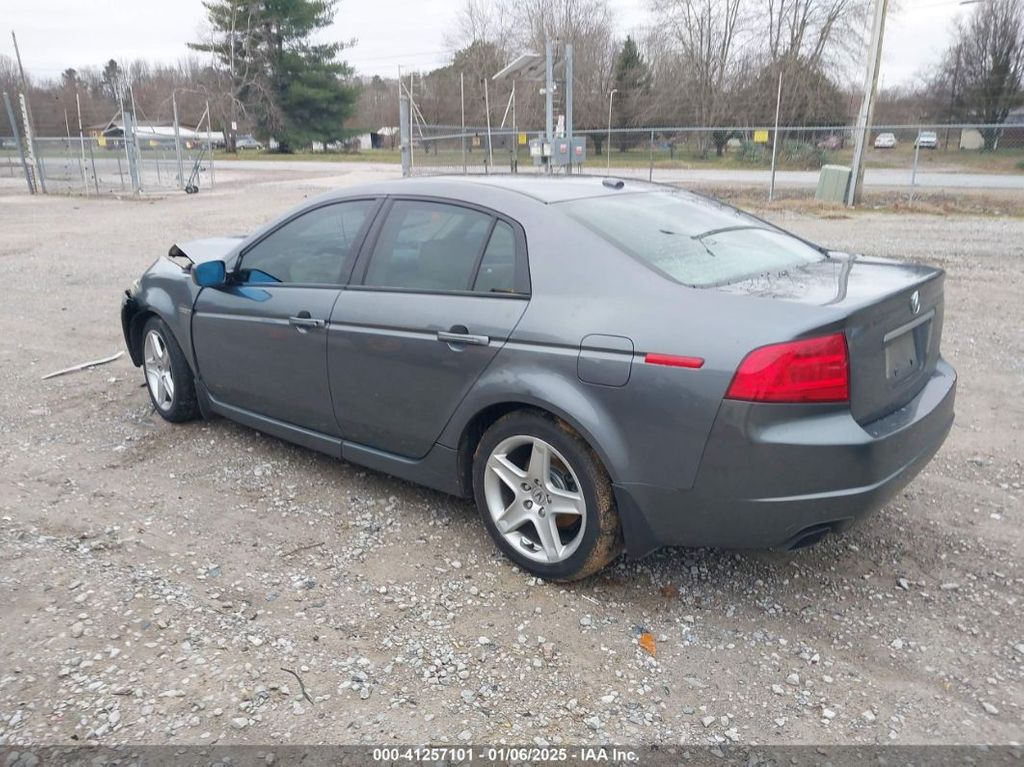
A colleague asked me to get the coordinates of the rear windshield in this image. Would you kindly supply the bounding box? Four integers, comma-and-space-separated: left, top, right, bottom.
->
557, 191, 825, 287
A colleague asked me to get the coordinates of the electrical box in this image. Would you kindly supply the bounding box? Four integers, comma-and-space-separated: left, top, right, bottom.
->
816, 164, 851, 203
550, 137, 587, 166
529, 138, 551, 166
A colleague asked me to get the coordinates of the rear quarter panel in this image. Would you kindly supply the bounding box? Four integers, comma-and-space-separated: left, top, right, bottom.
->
440, 205, 856, 490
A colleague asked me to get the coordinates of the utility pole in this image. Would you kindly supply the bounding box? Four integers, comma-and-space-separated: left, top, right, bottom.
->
399, 95, 411, 177
944, 42, 962, 151
846, 0, 889, 207
565, 43, 574, 169
229, 4, 238, 153
544, 38, 554, 173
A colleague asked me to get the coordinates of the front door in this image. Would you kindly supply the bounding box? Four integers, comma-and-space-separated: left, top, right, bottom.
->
193, 199, 377, 435
329, 198, 530, 458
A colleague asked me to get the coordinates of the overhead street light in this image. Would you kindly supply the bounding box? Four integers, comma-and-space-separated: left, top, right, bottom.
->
607, 89, 618, 171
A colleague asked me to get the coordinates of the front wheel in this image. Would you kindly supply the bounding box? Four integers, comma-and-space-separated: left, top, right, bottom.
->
141, 316, 200, 423
473, 411, 622, 581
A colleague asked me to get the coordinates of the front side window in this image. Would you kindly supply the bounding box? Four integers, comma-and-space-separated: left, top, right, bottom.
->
240, 200, 374, 285
364, 200, 494, 291
557, 191, 825, 287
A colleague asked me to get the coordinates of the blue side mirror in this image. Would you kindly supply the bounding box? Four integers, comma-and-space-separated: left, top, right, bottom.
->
193, 260, 227, 288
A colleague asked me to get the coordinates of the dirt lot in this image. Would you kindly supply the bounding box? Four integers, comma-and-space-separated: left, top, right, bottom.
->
0, 167, 1021, 749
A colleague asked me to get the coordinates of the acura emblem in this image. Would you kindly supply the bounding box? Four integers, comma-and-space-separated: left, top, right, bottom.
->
909, 290, 921, 315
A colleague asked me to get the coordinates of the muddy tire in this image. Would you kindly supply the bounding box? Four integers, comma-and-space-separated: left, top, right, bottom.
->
473, 410, 622, 581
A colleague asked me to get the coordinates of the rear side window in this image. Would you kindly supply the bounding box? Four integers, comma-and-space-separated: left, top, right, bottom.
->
474, 220, 517, 293
364, 200, 525, 293
557, 191, 824, 287
241, 200, 373, 284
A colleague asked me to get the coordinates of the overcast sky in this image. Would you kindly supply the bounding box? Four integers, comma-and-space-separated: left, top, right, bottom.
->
4, 0, 964, 89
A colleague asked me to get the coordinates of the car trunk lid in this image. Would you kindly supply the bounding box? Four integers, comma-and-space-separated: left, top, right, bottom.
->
719, 254, 945, 424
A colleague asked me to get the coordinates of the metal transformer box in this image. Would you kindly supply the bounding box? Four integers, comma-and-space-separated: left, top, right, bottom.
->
551, 137, 587, 166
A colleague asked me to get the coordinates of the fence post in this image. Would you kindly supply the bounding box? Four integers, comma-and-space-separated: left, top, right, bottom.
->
205, 100, 215, 190
172, 91, 184, 190
649, 129, 654, 182
75, 92, 89, 195
908, 137, 921, 206
399, 95, 411, 177
484, 78, 493, 174
3, 91, 34, 194
19, 93, 45, 192
460, 72, 466, 174
87, 137, 99, 194
123, 109, 142, 194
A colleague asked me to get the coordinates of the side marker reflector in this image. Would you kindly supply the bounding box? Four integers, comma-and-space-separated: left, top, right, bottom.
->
644, 353, 704, 369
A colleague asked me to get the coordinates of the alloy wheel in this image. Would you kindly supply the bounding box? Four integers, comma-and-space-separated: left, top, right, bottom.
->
143, 329, 175, 412
483, 435, 587, 564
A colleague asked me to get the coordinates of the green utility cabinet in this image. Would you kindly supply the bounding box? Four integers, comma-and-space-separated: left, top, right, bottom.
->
815, 165, 852, 203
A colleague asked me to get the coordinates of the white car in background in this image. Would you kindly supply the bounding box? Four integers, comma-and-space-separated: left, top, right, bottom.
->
915, 131, 938, 149
873, 132, 897, 149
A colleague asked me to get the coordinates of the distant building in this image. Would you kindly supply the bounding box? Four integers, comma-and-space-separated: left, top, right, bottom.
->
959, 128, 984, 150
373, 127, 399, 149
87, 118, 225, 149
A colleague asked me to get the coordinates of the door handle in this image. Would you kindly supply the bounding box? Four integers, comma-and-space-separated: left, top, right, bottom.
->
437, 329, 490, 347
289, 313, 327, 330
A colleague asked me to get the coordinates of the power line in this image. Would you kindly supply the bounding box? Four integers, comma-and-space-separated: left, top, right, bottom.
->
902, 0, 976, 9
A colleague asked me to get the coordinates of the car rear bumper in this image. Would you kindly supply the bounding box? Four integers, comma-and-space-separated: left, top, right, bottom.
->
614, 358, 956, 557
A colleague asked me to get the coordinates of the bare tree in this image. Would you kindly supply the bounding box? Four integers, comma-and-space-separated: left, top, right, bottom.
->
512, 0, 619, 133
764, 0, 866, 71
950, 0, 1024, 149
353, 75, 398, 134
652, 0, 745, 154
0, 54, 20, 94
448, 0, 518, 57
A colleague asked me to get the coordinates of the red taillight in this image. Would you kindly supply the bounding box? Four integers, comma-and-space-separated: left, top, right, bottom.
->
725, 332, 850, 403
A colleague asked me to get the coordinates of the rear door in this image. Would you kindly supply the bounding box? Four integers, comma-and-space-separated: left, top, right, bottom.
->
328, 197, 530, 458
192, 199, 378, 435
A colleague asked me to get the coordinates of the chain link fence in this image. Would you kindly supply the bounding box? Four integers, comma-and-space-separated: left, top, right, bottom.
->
412, 123, 1024, 201
1, 89, 218, 196
24, 135, 217, 195
409, 125, 531, 175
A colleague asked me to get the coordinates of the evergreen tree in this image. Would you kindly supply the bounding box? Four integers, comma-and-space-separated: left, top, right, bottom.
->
612, 36, 650, 150
192, 0, 358, 152
102, 59, 122, 100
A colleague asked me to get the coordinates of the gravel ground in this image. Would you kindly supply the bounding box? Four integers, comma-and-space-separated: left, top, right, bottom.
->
0, 166, 1021, 748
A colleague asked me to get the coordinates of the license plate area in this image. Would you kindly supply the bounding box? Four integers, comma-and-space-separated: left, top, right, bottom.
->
883, 310, 934, 384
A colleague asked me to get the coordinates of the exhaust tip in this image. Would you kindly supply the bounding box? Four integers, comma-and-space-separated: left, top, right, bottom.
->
785, 523, 834, 551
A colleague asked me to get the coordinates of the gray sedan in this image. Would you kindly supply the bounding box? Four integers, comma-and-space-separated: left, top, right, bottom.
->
121, 176, 956, 580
